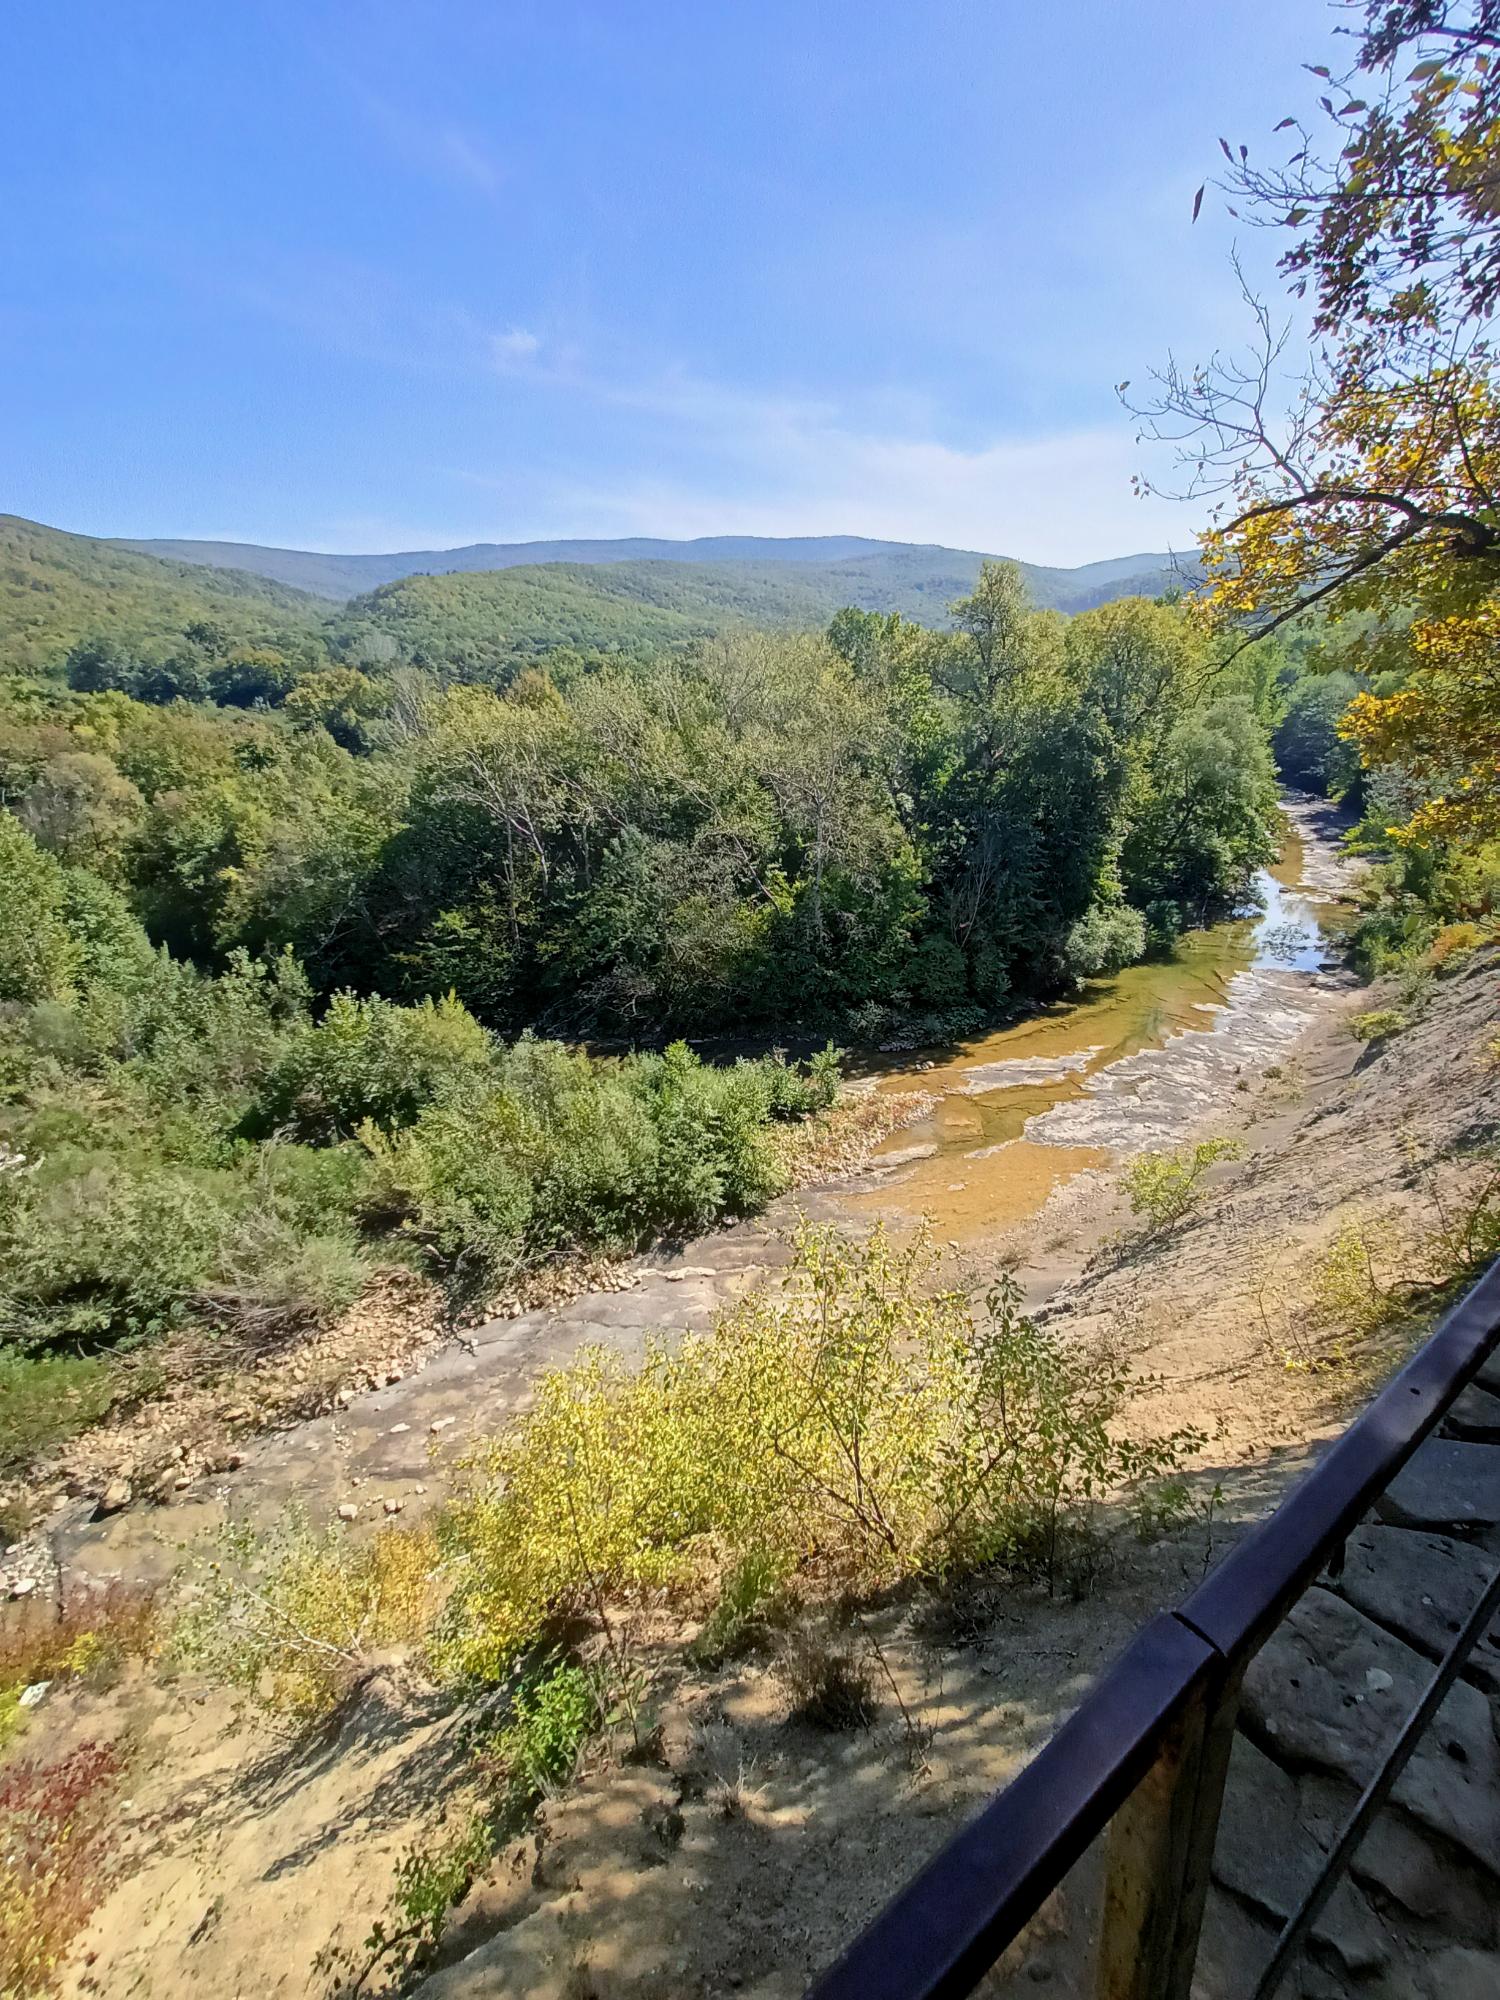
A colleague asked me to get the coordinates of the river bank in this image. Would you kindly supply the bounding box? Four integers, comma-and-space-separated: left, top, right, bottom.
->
42, 904, 1500, 2000
3, 796, 1358, 1599
21, 791, 1492, 2000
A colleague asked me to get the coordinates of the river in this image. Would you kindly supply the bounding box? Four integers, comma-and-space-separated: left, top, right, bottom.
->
845, 794, 1353, 1243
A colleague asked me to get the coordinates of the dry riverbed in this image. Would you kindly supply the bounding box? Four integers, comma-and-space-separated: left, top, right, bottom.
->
14, 799, 1500, 2000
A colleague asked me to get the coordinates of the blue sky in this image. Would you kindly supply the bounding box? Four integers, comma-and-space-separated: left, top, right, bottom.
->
1, 1, 1341, 563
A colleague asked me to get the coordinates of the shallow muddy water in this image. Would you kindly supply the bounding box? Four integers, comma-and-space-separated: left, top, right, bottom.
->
852, 804, 1349, 1240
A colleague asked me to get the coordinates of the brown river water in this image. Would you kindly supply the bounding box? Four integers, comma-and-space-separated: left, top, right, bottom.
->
849, 805, 1350, 1241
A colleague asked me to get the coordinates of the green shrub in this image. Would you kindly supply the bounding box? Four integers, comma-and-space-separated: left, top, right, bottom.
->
0, 1156, 235, 1349
251, 990, 494, 1141
432, 1225, 1203, 1684
690, 1546, 791, 1667
199, 1208, 368, 1336
0, 816, 83, 1004
489, 1659, 599, 1802
908, 933, 969, 1009
762, 1042, 842, 1118
364, 1037, 839, 1294
1349, 905, 1437, 978
1119, 1137, 1242, 1232
241, 1138, 372, 1232
1062, 903, 1148, 981
362, 1094, 539, 1285
0, 1351, 135, 1476
1350, 1008, 1408, 1043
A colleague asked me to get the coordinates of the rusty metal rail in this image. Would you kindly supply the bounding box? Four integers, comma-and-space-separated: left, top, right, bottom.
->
807, 1255, 1500, 2000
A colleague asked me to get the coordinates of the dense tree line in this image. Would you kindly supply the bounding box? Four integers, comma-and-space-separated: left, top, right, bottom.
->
3, 563, 1282, 1044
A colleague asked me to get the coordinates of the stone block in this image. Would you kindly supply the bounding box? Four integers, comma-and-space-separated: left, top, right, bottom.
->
1240, 1587, 1500, 1879
1334, 1524, 1500, 1699
1212, 1735, 1390, 1975
1377, 1440, 1500, 1535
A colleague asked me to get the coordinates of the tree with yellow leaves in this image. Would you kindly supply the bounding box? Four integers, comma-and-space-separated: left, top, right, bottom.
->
1134, 2, 1500, 842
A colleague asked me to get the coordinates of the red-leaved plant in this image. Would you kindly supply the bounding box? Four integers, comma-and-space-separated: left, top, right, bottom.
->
0, 1741, 125, 1996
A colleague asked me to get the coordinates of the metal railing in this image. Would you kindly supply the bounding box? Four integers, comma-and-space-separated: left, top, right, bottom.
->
808, 1256, 1500, 2000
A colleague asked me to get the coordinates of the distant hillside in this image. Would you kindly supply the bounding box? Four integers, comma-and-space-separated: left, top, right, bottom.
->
117, 529, 1198, 613
0, 514, 1200, 688
335, 546, 1201, 673
0, 514, 329, 676
335, 560, 841, 671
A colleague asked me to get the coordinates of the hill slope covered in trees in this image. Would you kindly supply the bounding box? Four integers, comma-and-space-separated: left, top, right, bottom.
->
1, 514, 1198, 688
114, 526, 1196, 612
0, 514, 329, 675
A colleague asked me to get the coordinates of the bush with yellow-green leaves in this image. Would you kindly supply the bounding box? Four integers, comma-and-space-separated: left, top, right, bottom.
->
1119, 1137, 1242, 1234
175, 1224, 1205, 1717
172, 1510, 439, 1719
431, 1221, 1204, 1683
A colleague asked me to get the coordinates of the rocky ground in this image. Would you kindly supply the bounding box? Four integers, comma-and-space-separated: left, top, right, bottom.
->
11, 808, 1500, 2000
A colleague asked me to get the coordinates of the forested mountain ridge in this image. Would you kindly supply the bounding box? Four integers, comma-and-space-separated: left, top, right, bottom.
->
2, 513, 1199, 686
113, 524, 1198, 611
0, 513, 329, 674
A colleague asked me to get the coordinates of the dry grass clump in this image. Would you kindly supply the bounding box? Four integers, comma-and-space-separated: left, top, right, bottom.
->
775, 1628, 878, 1731
0, 1584, 158, 1753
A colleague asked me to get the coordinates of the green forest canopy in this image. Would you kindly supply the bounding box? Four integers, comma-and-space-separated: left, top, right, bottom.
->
0, 523, 1303, 1409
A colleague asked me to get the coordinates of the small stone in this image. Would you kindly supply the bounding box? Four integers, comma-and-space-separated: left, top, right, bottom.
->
383, 1498, 404, 1516
173, 1474, 192, 1491
389, 1423, 411, 1435
383, 1369, 403, 1386
338, 1503, 359, 1522
94, 1477, 131, 1518
414, 1484, 427, 1495
18, 1682, 50, 1709
430, 1418, 454, 1434
9, 1578, 36, 1599
1366, 1668, 1393, 1694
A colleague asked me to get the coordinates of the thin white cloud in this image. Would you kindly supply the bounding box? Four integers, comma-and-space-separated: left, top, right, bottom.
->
476, 351, 1207, 564
348, 83, 505, 198
491, 326, 542, 369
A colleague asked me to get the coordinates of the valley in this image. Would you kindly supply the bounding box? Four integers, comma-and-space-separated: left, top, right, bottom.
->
13, 802, 1496, 2000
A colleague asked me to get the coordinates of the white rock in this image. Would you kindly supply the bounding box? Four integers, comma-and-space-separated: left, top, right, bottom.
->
430, 1418, 454, 1434
337, 1503, 359, 1522
383, 1498, 404, 1516
19, 1682, 51, 1708
389, 1423, 411, 1435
